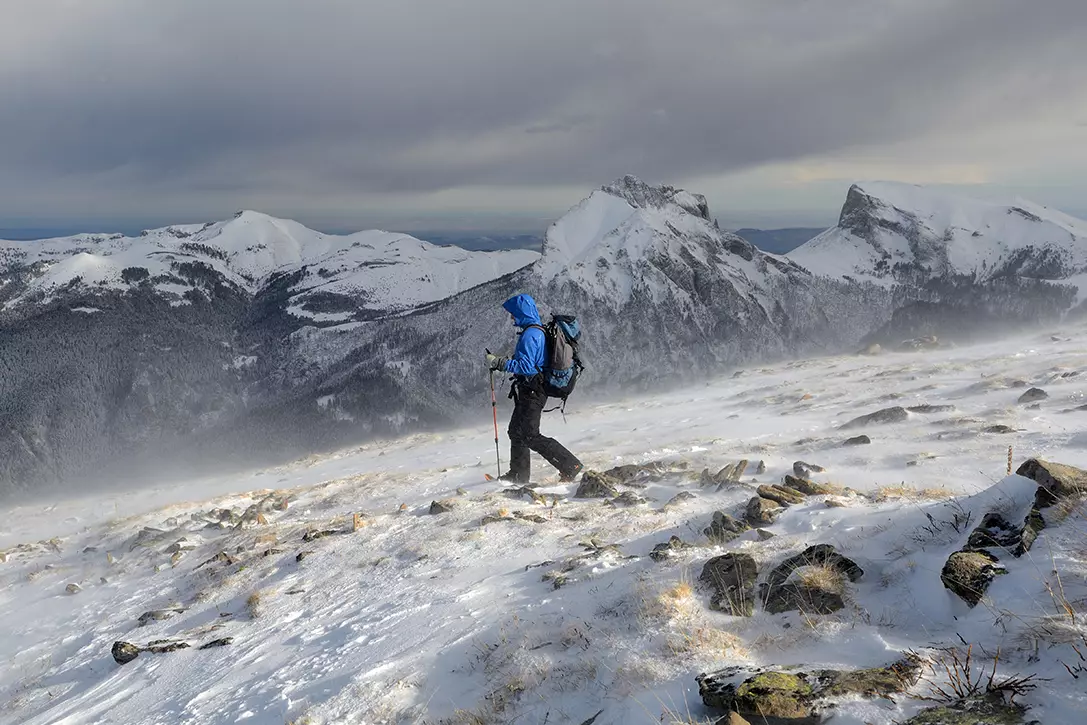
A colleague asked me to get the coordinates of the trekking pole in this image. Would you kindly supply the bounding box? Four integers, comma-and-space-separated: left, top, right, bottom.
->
487, 353, 502, 478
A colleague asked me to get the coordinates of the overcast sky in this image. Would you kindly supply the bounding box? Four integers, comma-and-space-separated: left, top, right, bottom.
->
3, 0, 1086, 233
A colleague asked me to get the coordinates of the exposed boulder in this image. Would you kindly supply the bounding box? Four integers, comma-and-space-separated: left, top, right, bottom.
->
792, 461, 826, 478
429, 499, 457, 514
1017, 387, 1048, 404
965, 511, 1042, 557
903, 696, 1029, 725
783, 475, 836, 496
112, 641, 141, 665
574, 471, 619, 498
704, 511, 750, 544
941, 550, 1006, 606
757, 484, 806, 506
700, 553, 758, 617
650, 535, 693, 562
841, 406, 909, 429
1016, 458, 1087, 508
745, 496, 782, 526
843, 434, 871, 446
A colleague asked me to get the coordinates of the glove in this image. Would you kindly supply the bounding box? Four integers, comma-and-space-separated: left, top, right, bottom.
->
486, 353, 508, 371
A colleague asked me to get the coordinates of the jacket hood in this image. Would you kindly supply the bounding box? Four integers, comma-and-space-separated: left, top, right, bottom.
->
502, 294, 541, 327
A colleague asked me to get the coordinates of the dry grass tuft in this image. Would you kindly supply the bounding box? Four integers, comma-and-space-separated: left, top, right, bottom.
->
874, 484, 956, 502
246, 590, 266, 619
795, 564, 847, 596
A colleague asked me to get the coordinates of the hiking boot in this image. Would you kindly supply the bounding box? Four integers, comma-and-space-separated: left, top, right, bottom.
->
559, 463, 583, 482
497, 471, 527, 483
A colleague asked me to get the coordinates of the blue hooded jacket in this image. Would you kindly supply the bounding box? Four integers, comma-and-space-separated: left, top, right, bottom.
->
501, 294, 546, 377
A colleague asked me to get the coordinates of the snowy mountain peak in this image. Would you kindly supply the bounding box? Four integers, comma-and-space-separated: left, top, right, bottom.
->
601, 174, 711, 220
789, 181, 1087, 290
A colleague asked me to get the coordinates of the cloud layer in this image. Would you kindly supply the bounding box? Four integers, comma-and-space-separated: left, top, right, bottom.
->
3, 0, 1086, 226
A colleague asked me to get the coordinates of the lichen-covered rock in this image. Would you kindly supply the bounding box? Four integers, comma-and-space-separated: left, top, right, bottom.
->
112, 641, 141, 665
903, 696, 1028, 725
745, 496, 782, 526
941, 550, 1006, 606
783, 475, 836, 496
574, 471, 619, 498
1016, 458, 1087, 508
815, 656, 923, 697
764, 583, 845, 615
734, 672, 814, 720
757, 484, 807, 506
700, 553, 758, 616
704, 511, 749, 544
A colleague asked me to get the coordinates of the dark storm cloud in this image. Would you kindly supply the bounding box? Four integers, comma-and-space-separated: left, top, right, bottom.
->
2, 0, 1085, 217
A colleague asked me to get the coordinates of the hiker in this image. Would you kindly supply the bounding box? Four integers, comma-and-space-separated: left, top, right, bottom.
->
486, 293, 583, 483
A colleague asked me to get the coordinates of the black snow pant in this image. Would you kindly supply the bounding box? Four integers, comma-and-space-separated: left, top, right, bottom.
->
506, 381, 581, 483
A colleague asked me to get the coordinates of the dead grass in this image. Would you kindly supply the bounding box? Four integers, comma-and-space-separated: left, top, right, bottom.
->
642, 577, 750, 662
246, 590, 267, 619
795, 564, 847, 596
874, 484, 956, 502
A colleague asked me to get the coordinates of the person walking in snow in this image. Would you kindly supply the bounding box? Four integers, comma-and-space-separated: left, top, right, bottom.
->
486, 293, 583, 484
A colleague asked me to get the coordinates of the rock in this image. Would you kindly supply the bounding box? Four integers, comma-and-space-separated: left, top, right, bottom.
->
755, 460, 766, 475
825, 498, 849, 508
699, 657, 924, 722
756, 528, 775, 540
899, 335, 940, 351
609, 491, 647, 507
764, 583, 845, 614
745, 496, 782, 526
146, 641, 190, 654
792, 461, 826, 478
196, 551, 236, 570
941, 550, 1005, 606
650, 535, 692, 562
199, 637, 234, 649
296, 551, 314, 562
983, 424, 1017, 434
704, 511, 750, 544
715, 714, 752, 725
903, 697, 1028, 725
1016, 458, 1087, 508
302, 529, 339, 542
860, 342, 882, 355
700, 553, 758, 616
112, 641, 141, 665
512, 510, 548, 523
783, 475, 835, 496
138, 609, 185, 626
574, 471, 619, 498
480, 513, 512, 525
601, 461, 674, 486
843, 434, 871, 446
429, 499, 457, 514
841, 406, 909, 429
663, 491, 697, 509
503, 486, 545, 504
65, 583, 82, 594
907, 404, 955, 414
1011, 379, 1030, 388
966, 512, 1040, 557
816, 656, 923, 697
757, 484, 806, 506
1018, 387, 1048, 404
765, 544, 864, 590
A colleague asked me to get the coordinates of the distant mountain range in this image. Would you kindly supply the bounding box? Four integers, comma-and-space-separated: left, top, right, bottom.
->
2, 177, 1084, 497
732, 228, 826, 254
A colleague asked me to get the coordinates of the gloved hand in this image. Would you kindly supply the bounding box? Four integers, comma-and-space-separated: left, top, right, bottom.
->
486, 353, 508, 371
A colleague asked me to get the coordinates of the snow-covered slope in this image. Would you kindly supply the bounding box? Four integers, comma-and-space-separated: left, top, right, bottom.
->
3, 326, 1086, 725
789, 181, 1087, 290
0, 211, 538, 318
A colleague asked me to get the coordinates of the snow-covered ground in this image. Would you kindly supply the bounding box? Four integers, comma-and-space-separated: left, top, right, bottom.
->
2, 325, 1087, 724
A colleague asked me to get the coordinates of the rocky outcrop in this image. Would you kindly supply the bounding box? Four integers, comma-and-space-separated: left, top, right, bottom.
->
1016, 458, 1087, 508
697, 656, 922, 722
745, 497, 782, 526
704, 511, 750, 544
